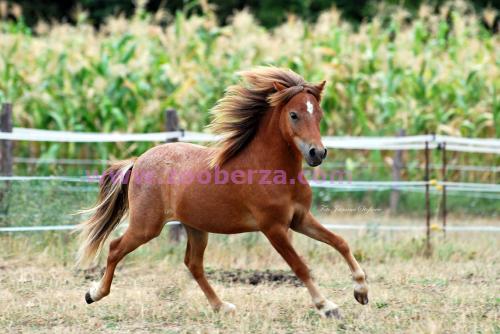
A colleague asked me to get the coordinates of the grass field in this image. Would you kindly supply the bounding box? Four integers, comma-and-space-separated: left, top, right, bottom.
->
1, 226, 498, 333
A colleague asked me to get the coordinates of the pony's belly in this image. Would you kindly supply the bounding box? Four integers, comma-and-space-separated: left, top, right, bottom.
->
176, 200, 259, 234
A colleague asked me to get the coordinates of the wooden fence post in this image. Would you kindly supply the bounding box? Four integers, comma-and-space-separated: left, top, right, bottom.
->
165, 109, 180, 140
165, 108, 184, 242
0, 103, 13, 224
390, 129, 405, 213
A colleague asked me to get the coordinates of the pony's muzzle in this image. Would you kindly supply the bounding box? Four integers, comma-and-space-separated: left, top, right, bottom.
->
309, 147, 327, 160
294, 138, 327, 167
306, 145, 327, 167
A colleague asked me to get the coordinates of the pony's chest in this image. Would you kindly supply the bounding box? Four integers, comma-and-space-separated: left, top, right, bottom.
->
291, 183, 313, 208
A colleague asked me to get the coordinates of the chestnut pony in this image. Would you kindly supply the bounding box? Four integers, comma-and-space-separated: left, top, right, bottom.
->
77, 67, 368, 318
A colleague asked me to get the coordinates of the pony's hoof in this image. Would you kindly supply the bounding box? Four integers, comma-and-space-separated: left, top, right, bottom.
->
217, 301, 236, 314
354, 290, 369, 305
85, 291, 94, 304
317, 300, 342, 319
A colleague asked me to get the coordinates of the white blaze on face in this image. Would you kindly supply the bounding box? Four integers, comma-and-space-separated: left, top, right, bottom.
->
306, 100, 314, 115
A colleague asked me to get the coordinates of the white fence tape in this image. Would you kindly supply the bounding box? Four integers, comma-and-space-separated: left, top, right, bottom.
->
1, 176, 499, 193
182, 131, 220, 143
0, 225, 78, 232
0, 176, 99, 182
442, 144, 500, 154
441, 181, 500, 192
310, 180, 500, 192
322, 224, 500, 232
14, 157, 111, 165
0, 128, 220, 143
1, 222, 499, 233
0, 128, 499, 153
322, 162, 500, 172
439, 135, 500, 147
400, 188, 500, 199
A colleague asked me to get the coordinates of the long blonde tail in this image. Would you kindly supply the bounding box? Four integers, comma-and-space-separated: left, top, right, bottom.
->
75, 159, 135, 267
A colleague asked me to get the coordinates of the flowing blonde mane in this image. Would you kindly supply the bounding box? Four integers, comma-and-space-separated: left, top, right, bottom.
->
208, 67, 323, 167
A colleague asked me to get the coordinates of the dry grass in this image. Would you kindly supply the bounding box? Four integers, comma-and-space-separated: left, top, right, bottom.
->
0, 230, 498, 333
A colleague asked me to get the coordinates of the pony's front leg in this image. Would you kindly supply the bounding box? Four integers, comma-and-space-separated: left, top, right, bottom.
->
291, 213, 369, 305
262, 225, 341, 318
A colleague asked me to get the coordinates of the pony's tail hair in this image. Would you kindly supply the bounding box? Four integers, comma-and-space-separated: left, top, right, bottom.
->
75, 158, 136, 268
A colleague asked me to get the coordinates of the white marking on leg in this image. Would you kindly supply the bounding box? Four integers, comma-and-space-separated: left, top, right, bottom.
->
354, 281, 368, 294
316, 299, 340, 318
306, 100, 314, 114
89, 281, 109, 302
304, 279, 341, 318
89, 281, 104, 302
353, 269, 368, 294
217, 301, 236, 314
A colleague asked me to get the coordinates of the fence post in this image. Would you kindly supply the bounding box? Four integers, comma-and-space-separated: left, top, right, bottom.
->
0, 103, 13, 224
390, 129, 405, 213
424, 140, 431, 256
165, 109, 180, 140
165, 108, 184, 242
441, 141, 447, 237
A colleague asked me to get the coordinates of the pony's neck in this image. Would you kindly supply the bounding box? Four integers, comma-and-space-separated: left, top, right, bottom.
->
236, 107, 303, 174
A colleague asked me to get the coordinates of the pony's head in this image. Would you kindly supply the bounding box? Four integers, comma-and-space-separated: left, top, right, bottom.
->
209, 67, 327, 167
272, 80, 326, 167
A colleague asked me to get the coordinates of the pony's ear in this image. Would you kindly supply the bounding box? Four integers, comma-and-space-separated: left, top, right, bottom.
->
273, 81, 287, 92
316, 80, 326, 93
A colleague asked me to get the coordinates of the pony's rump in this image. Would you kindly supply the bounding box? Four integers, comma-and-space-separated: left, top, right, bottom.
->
76, 158, 135, 267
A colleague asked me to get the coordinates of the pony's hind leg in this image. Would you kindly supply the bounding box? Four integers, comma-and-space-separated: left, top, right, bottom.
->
183, 225, 235, 313
85, 211, 165, 303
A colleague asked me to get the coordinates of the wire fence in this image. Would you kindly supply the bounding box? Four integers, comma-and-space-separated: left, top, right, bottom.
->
2, 176, 499, 193
0, 121, 498, 235
13, 157, 500, 175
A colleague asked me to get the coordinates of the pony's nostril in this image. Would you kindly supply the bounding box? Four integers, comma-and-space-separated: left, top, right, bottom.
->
322, 148, 328, 159
309, 148, 316, 158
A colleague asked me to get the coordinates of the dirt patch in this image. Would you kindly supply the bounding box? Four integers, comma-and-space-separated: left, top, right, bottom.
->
75, 267, 303, 287
206, 268, 302, 287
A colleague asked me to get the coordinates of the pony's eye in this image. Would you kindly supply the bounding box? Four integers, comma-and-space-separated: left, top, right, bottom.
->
290, 112, 298, 120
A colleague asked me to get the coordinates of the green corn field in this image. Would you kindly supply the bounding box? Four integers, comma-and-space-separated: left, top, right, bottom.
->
0, 2, 498, 183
